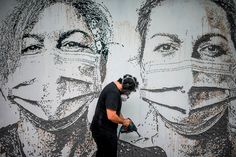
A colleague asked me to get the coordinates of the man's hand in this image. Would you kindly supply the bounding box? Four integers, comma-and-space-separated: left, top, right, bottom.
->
123, 118, 132, 127
106, 109, 132, 127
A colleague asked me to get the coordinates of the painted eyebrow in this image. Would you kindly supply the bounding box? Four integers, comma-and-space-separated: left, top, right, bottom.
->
195, 33, 228, 43
150, 33, 182, 44
22, 34, 44, 43
57, 29, 90, 48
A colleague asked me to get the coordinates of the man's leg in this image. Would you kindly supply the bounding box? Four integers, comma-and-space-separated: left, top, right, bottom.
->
104, 134, 117, 157
91, 130, 105, 157
92, 130, 118, 157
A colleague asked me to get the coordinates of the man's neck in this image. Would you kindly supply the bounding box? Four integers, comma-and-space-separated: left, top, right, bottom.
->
114, 80, 122, 91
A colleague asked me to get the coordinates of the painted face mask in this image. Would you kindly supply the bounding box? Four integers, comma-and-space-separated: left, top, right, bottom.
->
137, 0, 236, 137
0, 2, 108, 132
6, 52, 102, 131
141, 58, 236, 135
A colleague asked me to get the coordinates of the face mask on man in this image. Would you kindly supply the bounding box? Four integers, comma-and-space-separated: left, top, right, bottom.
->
121, 94, 129, 102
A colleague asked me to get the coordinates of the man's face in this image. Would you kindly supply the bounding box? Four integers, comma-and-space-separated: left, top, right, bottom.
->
140, 0, 236, 135
5, 3, 102, 126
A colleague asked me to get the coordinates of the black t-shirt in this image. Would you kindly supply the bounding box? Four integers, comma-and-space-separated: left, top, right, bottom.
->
90, 82, 122, 133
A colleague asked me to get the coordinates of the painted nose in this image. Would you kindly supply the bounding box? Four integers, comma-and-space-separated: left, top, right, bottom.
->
190, 58, 235, 89
41, 49, 69, 80
143, 60, 195, 92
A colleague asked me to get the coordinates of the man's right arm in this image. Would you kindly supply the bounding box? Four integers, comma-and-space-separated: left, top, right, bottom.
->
106, 108, 131, 127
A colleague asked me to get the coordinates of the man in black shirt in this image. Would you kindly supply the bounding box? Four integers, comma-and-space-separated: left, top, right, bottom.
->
90, 74, 139, 157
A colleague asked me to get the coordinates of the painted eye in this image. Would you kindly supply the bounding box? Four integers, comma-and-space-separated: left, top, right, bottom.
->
154, 43, 178, 57
198, 45, 226, 58
60, 41, 90, 52
21, 45, 43, 55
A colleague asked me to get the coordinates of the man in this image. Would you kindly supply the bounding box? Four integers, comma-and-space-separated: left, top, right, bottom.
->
90, 74, 139, 157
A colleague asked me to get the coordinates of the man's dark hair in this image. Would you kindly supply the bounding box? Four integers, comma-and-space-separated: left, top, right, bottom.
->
118, 74, 139, 92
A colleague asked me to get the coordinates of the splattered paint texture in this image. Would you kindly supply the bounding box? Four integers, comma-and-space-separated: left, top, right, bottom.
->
134, 0, 236, 156
0, 0, 236, 157
0, 0, 112, 156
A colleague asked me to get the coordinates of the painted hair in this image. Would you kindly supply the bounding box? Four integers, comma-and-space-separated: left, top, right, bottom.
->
0, 0, 112, 86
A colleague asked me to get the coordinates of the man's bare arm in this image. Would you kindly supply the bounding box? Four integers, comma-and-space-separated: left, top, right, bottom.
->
106, 109, 131, 127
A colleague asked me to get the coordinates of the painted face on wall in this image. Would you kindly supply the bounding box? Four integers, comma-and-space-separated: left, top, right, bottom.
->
140, 0, 236, 135
5, 3, 102, 131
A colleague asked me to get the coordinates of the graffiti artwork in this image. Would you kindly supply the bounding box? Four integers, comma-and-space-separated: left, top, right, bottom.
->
129, 0, 236, 156
0, 0, 235, 157
0, 0, 112, 156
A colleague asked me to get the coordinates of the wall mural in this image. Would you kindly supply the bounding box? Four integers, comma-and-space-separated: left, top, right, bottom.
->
0, 0, 235, 157
0, 0, 112, 156
131, 0, 236, 157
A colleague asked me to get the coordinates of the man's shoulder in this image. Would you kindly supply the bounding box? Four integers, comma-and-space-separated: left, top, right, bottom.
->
105, 82, 115, 88
103, 82, 119, 93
